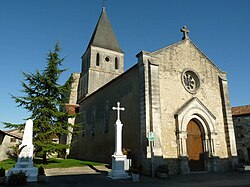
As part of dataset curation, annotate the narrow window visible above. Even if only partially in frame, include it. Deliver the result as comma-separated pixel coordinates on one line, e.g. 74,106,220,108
82,111,86,138
91,107,96,136
96,53,100,66
104,101,110,133
115,57,119,69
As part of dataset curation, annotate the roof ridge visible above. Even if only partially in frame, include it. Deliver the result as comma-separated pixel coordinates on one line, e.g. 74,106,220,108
232,105,250,116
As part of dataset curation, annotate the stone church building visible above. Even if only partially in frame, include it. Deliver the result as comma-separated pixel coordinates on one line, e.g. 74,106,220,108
66,7,238,174
232,105,250,164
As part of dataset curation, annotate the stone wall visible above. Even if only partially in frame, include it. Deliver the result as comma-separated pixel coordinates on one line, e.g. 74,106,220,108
0,131,22,161
233,115,250,163
71,65,141,164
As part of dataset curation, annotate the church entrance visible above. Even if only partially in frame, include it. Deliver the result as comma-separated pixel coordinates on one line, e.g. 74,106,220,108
186,119,204,172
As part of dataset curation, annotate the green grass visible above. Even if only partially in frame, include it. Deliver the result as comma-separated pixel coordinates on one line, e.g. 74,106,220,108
0,158,16,170
0,158,104,170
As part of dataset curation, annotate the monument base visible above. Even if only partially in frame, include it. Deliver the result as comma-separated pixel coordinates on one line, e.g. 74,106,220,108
108,155,130,180
7,166,38,182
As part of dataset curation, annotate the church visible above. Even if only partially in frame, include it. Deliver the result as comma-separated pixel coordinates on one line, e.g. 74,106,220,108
66,7,238,175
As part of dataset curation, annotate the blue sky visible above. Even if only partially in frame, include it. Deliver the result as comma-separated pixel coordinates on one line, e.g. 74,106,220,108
1,0,250,129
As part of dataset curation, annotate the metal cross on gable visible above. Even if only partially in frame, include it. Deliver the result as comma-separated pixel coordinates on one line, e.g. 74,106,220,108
180,26,190,40
112,102,125,122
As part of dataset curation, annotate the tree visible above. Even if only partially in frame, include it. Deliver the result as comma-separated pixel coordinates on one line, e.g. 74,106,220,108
5,43,75,163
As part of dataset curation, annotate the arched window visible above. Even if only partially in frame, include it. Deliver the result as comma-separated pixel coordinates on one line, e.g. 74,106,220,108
91,107,96,136
115,57,119,69
96,53,100,66
104,101,110,133
82,111,86,137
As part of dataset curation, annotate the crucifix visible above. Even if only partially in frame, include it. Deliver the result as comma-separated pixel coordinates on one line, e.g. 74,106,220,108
112,102,125,122
112,102,125,155
108,102,130,179
180,26,190,40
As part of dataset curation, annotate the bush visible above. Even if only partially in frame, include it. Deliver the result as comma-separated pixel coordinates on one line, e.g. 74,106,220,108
7,171,27,186
0,167,5,177
6,145,19,159
157,164,169,174
38,166,45,175
130,164,143,174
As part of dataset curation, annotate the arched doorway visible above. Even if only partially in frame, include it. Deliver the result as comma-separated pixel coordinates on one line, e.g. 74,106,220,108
187,119,204,172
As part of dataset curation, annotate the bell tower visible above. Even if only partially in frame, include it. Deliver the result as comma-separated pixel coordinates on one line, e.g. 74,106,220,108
78,7,124,101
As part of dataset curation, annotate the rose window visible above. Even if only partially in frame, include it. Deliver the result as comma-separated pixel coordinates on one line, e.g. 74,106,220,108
182,70,200,93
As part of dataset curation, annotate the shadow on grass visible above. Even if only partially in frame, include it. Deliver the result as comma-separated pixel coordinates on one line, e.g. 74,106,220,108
34,158,60,165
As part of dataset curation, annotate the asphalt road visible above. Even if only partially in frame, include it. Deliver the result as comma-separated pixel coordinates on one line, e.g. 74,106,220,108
15,165,250,187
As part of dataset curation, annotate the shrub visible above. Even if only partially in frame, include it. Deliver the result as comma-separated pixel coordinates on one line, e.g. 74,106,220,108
0,167,5,177
130,164,143,174
7,171,27,186
38,166,45,175
157,164,169,174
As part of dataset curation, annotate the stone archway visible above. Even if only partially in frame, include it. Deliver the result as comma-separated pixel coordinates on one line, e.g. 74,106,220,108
175,98,218,174
186,119,205,172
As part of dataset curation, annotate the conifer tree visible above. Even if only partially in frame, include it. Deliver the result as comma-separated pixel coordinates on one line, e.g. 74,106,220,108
5,43,74,163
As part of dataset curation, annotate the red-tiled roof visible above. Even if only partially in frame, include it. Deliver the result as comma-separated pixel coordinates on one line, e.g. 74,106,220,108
232,105,250,116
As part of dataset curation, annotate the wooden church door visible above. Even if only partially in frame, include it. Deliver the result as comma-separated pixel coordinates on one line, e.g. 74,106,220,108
187,120,204,172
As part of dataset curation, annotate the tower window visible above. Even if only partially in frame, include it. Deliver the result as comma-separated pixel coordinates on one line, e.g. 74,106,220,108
105,56,110,62
115,57,119,69
96,53,100,66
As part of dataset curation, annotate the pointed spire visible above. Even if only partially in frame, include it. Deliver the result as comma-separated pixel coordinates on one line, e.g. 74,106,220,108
87,7,123,53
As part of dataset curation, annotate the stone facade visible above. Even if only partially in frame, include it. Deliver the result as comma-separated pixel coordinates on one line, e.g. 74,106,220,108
0,129,22,160
68,8,238,175
59,73,80,158
232,105,250,163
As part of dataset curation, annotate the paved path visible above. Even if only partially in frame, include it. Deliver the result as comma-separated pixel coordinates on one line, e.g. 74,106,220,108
23,166,250,187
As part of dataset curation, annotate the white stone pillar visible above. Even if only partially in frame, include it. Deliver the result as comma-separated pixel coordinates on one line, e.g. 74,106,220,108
179,132,188,156
7,120,38,182
114,120,123,156
108,102,130,179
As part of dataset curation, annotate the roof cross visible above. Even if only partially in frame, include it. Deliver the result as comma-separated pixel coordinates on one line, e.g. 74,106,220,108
180,26,190,40
112,102,125,122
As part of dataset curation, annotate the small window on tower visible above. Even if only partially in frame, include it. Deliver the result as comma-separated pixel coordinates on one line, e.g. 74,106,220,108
105,56,110,62
96,53,100,66
115,57,119,69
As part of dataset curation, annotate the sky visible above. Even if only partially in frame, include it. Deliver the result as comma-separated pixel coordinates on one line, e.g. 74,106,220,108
0,0,250,129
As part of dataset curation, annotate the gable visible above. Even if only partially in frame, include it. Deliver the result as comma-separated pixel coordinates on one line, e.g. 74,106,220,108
151,39,225,75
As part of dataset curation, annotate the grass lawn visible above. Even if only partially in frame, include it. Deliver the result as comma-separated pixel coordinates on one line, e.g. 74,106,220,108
0,158,104,170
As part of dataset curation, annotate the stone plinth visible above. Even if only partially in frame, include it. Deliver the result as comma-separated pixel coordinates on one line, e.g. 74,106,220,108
178,156,190,175
108,155,130,179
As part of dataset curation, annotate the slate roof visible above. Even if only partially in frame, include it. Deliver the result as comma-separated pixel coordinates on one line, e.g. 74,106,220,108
231,105,250,116
87,7,123,53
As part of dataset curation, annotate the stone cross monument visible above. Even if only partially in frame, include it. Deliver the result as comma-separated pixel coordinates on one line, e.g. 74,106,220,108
7,119,38,182
108,102,130,179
